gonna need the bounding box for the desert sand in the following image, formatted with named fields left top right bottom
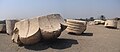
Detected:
left=0, top=21, right=120, bottom=52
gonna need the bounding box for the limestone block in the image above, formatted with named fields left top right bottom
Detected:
left=66, top=19, right=87, bottom=34
left=104, top=20, right=117, bottom=28
left=39, top=14, right=65, bottom=40
left=12, top=18, right=41, bottom=45
left=6, top=20, right=19, bottom=35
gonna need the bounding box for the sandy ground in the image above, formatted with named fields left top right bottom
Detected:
left=0, top=21, right=120, bottom=52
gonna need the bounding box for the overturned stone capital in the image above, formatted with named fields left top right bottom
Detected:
left=12, top=14, right=67, bottom=45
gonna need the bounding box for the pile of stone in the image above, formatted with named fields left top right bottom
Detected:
left=12, top=14, right=67, bottom=45
left=6, top=20, right=19, bottom=35
left=66, top=19, right=87, bottom=34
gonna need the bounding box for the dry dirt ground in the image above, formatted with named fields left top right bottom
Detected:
left=0, top=21, right=120, bottom=52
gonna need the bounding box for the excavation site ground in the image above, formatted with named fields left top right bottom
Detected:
left=0, top=21, right=120, bottom=52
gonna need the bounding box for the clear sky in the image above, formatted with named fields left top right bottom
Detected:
left=0, top=0, right=120, bottom=20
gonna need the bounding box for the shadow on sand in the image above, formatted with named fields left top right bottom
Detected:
left=105, top=26, right=118, bottom=29
left=24, top=38, right=78, bottom=51
left=80, top=33, right=93, bottom=36
left=68, top=32, right=93, bottom=36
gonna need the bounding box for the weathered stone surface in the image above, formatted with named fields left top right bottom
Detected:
left=6, top=20, right=19, bottom=35
left=66, top=19, right=87, bottom=34
left=39, top=14, right=65, bottom=40
left=0, top=24, right=6, bottom=33
left=104, top=20, right=117, bottom=28
left=12, top=14, right=66, bottom=45
left=12, top=18, right=41, bottom=45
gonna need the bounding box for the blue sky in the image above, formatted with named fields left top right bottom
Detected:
left=0, top=0, right=120, bottom=20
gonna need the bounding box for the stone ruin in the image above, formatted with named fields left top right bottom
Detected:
left=104, top=20, right=118, bottom=29
left=65, top=19, right=87, bottom=34
left=0, top=14, right=88, bottom=45
left=11, top=14, right=67, bottom=45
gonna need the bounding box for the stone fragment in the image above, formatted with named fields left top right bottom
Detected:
left=104, top=20, right=117, bottom=28
left=66, top=19, right=87, bottom=34
left=6, top=20, right=19, bottom=35
left=12, top=14, right=67, bottom=45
